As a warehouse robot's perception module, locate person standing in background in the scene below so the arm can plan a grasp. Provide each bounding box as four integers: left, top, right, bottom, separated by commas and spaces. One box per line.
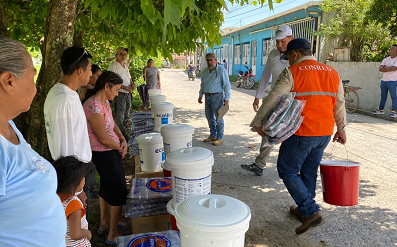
143, 59, 161, 89
108, 47, 135, 138
371, 44, 397, 117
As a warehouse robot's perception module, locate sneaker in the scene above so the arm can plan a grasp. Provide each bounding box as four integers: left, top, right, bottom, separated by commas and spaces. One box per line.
212, 139, 224, 146
295, 211, 325, 235
371, 109, 384, 115
390, 111, 397, 118
203, 136, 217, 142
290, 205, 303, 222
240, 163, 264, 176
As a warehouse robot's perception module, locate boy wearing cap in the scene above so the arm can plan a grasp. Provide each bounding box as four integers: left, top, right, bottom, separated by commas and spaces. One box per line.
242, 25, 293, 176
198, 52, 231, 146
251, 38, 347, 235
108, 47, 135, 137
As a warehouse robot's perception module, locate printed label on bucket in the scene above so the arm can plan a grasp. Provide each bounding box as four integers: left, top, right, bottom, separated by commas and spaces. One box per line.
187, 140, 192, 147
174, 174, 211, 203
127, 234, 171, 247
146, 178, 172, 193
162, 152, 165, 161
161, 117, 169, 124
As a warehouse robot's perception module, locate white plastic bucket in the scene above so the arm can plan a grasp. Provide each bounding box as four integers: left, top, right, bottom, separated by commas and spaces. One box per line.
150, 94, 167, 118
165, 147, 213, 208
175, 194, 251, 247
135, 133, 164, 172
153, 102, 174, 132
148, 88, 162, 97
166, 200, 179, 230
161, 124, 194, 156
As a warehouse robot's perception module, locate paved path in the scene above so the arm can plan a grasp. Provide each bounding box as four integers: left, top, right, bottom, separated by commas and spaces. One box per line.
159, 69, 397, 247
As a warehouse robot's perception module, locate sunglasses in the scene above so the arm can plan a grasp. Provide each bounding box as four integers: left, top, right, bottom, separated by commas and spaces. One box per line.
69, 49, 88, 69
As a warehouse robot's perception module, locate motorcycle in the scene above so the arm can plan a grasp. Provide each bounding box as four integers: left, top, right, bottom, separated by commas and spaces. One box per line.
235, 65, 256, 89
188, 68, 197, 81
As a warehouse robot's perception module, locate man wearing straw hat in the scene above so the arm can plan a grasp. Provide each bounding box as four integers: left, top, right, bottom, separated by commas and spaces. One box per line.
251, 38, 347, 235
198, 52, 231, 146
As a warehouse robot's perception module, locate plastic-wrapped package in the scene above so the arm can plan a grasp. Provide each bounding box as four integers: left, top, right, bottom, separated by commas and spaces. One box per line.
116, 230, 180, 247
125, 200, 168, 218
127, 177, 173, 203
263, 92, 296, 129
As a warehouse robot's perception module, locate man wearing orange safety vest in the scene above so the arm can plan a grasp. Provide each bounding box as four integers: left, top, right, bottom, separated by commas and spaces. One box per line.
251, 38, 347, 235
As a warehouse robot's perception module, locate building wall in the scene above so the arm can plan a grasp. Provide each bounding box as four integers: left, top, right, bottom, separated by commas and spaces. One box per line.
327, 62, 389, 112
208, 5, 322, 81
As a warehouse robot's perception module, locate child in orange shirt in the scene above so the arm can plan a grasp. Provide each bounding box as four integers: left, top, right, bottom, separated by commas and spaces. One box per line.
53, 156, 92, 247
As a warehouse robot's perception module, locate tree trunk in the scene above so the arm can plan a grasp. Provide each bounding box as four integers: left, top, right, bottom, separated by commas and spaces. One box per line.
73, 30, 84, 47
25, 0, 79, 159
0, 4, 8, 36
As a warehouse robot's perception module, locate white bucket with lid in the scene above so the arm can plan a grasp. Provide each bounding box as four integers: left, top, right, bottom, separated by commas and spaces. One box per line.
161, 124, 194, 156
175, 194, 251, 247
166, 147, 213, 208
148, 88, 162, 97
153, 102, 174, 132
135, 133, 164, 172
150, 94, 167, 118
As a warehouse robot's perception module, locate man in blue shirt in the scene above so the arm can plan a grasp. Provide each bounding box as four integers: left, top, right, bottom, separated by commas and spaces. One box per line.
198, 53, 231, 145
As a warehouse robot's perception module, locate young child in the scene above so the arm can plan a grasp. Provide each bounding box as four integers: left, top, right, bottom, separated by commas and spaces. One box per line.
53, 156, 92, 246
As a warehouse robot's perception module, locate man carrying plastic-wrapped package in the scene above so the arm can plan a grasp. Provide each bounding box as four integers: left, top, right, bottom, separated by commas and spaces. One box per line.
250, 38, 347, 235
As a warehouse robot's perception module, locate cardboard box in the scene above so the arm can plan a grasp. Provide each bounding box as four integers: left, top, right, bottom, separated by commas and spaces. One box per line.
131, 214, 171, 234
134, 155, 164, 178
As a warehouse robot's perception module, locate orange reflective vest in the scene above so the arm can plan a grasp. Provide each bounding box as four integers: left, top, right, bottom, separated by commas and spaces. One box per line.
290, 59, 340, 136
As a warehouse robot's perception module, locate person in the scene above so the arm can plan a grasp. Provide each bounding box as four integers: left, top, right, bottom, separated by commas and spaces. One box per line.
0, 35, 66, 246
198, 52, 231, 146
371, 44, 397, 117
143, 58, 161, 89
44, 46, 96, 222
53, 156, 92, 246
223, 59, 227, 69
241, 25, 293, 176
108, 47, 135, 137
79, 64, 102, 103
186, 61, 197, 77
251, 38, 347, 235
83, 71, 127, 245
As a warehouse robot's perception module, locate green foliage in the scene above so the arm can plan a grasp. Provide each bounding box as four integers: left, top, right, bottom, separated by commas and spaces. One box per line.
229, 74, 237, 82
366, 0, 397, 37
320, 0, 396, 62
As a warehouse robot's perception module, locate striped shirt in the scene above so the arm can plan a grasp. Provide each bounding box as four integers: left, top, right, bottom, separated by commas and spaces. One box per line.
61, 195, 91, 247
199, 64, 231, 100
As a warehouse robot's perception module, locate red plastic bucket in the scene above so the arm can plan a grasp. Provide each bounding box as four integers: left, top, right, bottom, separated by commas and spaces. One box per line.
320, 160, 360, 206
166, 200, 179, 230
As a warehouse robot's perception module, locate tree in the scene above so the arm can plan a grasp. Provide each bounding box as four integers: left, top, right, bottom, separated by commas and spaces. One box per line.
367, 0, 397, 37
320, 0, 395, 62
1, 0, 280, 156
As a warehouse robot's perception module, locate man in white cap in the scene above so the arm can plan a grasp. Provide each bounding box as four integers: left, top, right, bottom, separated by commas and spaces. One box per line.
108, 47, 135, 137
241, 25, 293, 176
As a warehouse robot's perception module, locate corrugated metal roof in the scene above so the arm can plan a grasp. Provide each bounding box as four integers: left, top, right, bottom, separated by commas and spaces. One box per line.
222, 0, 324, 36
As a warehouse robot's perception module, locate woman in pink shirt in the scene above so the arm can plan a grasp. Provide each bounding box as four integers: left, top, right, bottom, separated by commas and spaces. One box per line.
83, 71, 127, 245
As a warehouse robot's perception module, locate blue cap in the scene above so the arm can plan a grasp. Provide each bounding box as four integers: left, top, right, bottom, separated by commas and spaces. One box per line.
280, 38, 312, 60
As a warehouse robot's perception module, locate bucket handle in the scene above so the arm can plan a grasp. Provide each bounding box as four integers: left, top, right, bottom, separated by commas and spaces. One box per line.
330, 142, 350, 170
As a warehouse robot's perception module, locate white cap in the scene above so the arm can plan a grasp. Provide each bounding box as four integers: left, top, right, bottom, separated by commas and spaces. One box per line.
275, 25, 293, 40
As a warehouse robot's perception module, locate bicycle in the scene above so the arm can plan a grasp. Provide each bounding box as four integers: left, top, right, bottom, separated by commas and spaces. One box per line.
342, 80, 362, 113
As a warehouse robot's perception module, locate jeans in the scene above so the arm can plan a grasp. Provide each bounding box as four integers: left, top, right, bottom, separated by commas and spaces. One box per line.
113, 92, 131, 136
205, 93, 224, 140
379, 80, 397, 111
277, 135, 331, 218
83, 162, 96, 223
255, 137, 273, 169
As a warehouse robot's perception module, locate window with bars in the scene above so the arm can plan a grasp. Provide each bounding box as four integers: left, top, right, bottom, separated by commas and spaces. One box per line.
242, 43, 250, 65
262, 38, 272, 65
288, 18, 316, 45
234, 44, 241, 65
